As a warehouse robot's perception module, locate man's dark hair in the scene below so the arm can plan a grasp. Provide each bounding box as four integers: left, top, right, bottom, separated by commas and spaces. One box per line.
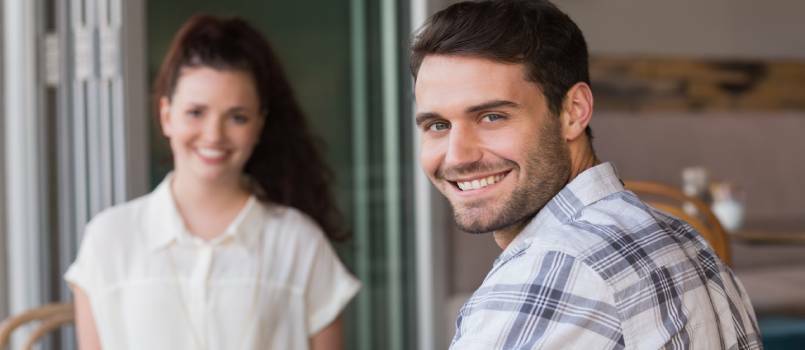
411, 0, 592, 137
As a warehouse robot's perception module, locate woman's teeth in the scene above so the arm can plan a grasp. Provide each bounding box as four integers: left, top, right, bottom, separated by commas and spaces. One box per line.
197, 148, 226, 159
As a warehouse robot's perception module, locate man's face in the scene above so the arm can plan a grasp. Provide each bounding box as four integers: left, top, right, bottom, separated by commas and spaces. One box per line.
415, 55, 571, 233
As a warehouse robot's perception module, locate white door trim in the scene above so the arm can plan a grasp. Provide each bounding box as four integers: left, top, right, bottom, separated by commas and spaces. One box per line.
3, 0, 47, 337
411, 0, 450, 349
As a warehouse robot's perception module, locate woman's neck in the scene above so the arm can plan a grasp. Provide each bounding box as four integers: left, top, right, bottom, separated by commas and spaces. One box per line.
170, 172, 252, 241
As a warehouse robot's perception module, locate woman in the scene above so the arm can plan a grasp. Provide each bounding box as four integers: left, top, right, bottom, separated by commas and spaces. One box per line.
65, 15, 360, 350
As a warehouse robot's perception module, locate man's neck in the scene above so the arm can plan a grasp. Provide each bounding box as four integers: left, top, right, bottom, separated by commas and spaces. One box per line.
568, 138, 599, 180
493, 146, 599, 251
493, 219, 530, 250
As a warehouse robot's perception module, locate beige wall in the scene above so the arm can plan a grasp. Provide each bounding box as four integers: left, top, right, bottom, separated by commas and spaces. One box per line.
558, 0, 805, 226
444, 0, 805, 295
592, 112, 805, 226
556, 0, 805, 59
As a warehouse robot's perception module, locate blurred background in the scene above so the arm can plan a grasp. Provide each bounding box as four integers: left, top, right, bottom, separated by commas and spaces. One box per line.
1, 0, 803, 349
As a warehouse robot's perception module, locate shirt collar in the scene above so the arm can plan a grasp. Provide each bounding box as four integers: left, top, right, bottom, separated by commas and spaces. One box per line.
144, 174, 264, 252
495, 162, 624, 266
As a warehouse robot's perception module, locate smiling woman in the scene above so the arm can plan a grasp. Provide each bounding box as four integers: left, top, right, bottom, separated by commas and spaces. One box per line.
159, 68, 265, 218
64, 15, 360, 350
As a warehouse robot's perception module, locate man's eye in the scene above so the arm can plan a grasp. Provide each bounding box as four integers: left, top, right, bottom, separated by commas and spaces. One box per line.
481, 113, 505, 122
427, 122, 450, 132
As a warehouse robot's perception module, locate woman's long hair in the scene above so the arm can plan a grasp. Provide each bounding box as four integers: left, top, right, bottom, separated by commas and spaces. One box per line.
153, 15, 346, 240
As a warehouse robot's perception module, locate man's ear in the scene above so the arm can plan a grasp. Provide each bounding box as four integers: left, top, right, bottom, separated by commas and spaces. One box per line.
559, 82, 594, 142
159, 96, 172, 137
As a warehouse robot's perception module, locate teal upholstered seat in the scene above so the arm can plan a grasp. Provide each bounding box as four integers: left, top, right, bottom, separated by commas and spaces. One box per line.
759, 316, 805, 349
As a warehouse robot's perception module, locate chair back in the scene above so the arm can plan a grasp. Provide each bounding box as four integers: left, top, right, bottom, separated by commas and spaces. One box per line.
625, 180, 732, 266
0, 303, 74, 350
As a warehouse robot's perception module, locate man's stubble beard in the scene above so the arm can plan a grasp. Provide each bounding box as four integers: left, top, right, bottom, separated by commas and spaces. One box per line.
450, 118, 571, 234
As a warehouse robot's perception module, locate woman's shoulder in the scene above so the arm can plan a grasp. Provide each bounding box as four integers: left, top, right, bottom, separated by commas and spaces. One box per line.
68, 191, 163, 290
261, 203, 320, 230
259, 202, 327, 241
87, 194, 149, 230
81, 192, 153, 250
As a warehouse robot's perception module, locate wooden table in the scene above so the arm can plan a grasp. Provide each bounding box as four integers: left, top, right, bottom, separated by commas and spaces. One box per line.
729, 227, 805, 316
732, 230, 805, 244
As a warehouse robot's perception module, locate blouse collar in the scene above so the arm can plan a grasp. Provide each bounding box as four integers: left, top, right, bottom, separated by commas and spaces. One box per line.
143, 174, 264, 252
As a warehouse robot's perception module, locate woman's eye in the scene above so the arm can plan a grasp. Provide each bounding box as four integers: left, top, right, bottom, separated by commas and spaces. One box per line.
186, 109, 203, 118
427, 122, 450, 132
231, 114, 249, 124
482, 113, 505, 122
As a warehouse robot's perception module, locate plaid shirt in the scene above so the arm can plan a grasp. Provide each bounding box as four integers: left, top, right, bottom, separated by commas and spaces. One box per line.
451, 163, 762, 350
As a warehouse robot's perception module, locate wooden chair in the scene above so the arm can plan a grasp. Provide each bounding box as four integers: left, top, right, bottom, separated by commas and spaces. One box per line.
0, 302, 74, 350
624, 180, 732, 266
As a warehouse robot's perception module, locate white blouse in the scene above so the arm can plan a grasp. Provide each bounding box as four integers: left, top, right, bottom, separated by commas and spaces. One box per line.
65, 177, 361, 350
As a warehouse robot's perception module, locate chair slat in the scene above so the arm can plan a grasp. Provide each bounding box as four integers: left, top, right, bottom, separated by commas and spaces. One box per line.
0, 303, 74, 350
625, 180, 732, 265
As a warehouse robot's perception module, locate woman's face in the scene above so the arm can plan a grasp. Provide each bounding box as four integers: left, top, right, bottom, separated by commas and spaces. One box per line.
160, 66, 264, 186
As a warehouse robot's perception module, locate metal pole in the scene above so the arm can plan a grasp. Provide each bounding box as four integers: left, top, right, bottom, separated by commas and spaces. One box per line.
380, 1, 403, 349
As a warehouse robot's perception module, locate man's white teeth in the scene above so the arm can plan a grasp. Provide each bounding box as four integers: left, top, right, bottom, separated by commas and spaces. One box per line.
457, 174, 504, 191
198, 148, 225, 158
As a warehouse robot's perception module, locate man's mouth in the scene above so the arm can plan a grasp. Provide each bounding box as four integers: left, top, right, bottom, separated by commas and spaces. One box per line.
449, 171, 510, 191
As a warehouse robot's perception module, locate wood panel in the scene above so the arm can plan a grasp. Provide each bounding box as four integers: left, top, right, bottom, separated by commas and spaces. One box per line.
590, 56, 805, 112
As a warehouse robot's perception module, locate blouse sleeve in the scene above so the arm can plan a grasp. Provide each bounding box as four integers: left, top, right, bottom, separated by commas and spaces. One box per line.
64, 220, 101, 295
305, 233, 362, 335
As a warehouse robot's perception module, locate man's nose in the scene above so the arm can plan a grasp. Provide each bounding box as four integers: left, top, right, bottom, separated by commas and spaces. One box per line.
444, 126, 482, 167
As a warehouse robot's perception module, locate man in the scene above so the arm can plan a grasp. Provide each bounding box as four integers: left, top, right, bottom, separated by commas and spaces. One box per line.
411, 1, 761, 349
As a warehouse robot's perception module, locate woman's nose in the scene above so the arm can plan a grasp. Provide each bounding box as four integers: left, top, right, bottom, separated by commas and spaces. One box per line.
201, 117, 225, 142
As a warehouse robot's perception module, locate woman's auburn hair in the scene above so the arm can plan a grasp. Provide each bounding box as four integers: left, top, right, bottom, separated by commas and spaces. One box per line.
153, 14, 346, 241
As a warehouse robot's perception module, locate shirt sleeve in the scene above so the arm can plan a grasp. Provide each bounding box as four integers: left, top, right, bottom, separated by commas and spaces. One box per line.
451, 250, 624, 350
64, 220, 101, 295
304, 233, 361, 335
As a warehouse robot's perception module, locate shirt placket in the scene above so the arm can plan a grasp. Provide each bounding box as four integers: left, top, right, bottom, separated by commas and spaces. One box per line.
189, 243, 214, 348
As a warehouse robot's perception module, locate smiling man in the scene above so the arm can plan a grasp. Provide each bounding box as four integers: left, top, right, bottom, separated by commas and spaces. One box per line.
411, 1, 761, 349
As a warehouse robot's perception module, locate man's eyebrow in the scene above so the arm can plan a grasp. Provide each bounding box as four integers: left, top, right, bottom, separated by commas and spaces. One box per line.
466, 100, 520, 114
415, 100, 519, 126
415, 112, 441, 126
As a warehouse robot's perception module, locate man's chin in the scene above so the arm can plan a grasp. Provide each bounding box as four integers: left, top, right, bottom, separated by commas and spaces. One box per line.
453, 210, 501, 234
455, 223, 492, 234
452, 203, 537, 235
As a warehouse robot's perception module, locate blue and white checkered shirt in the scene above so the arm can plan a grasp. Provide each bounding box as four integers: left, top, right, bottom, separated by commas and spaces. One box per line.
451, 163, 761, 349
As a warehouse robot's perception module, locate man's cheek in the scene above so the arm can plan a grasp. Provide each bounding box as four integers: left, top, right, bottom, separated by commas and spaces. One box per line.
419, 152, 440, 176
